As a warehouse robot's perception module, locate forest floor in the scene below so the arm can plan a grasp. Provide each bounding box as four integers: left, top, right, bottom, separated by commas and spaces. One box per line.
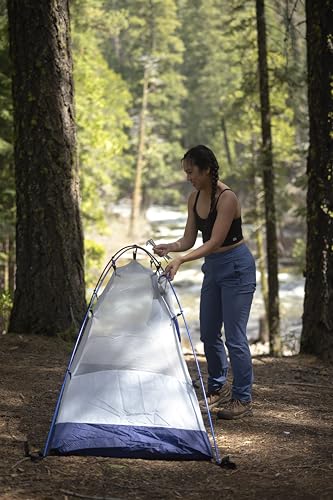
0, 333, 332, 500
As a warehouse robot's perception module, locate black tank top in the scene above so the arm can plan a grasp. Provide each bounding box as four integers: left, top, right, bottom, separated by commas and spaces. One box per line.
193, 189, 243, 247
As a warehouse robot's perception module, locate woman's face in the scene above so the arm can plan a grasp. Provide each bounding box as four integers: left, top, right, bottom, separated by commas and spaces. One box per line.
183, 161, 210, 190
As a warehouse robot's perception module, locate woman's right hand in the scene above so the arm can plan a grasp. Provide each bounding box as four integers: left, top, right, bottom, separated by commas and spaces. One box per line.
153, 243, 170, 257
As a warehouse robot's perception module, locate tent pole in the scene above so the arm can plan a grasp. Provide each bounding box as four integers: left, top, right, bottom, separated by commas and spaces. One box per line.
168, 280, 222, 465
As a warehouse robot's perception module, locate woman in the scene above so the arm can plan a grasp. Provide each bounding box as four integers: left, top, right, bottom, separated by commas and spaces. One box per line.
153, 145, 256, 420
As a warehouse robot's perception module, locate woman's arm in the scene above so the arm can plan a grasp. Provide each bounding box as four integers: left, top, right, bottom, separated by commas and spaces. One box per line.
154, 192, 198, 256
165, 191, 238, 278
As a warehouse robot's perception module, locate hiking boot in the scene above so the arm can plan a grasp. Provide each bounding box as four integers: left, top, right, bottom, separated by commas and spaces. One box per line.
199, 383, 231, 412
216, 399, 253, 420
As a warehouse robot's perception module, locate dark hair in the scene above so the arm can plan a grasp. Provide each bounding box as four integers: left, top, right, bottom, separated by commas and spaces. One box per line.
182, 145, 219, 211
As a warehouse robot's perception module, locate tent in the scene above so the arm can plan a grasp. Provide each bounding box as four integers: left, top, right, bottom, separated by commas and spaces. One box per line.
43, 245, 219, 461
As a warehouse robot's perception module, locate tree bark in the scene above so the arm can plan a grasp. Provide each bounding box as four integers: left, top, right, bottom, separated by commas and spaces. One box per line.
7, 0, 86, 336
256, 0, 281, 355
301, 0, 333, 361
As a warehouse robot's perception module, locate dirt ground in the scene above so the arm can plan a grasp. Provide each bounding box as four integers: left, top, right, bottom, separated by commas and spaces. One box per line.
0, 333, 332, 500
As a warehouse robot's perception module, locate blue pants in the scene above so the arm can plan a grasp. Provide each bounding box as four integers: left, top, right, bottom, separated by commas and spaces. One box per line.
200, 243, 256, 401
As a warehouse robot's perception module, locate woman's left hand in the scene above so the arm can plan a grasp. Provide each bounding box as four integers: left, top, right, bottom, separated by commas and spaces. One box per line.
165, 258, 183, 280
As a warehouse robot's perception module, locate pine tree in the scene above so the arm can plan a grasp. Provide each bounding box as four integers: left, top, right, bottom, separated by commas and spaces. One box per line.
256, 0, 280, 355
7, 0, 86, 336
301, 0, 333, 361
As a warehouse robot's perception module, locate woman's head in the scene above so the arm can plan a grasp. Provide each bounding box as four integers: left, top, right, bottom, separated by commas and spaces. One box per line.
182, 145, 219, 173
182, 145, 220, 209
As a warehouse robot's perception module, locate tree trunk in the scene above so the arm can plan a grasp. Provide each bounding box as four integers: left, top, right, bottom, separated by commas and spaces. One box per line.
255, 0, 281, 355
250, 137, 269, 344
221, 115, 233, 167
129, 62, 149, 238
301, 0, 333, 361
254, 175, 269, 344
7, 0, 86, 336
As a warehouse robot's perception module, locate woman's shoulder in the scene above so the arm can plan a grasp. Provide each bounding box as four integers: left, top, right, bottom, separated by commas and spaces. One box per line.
216, 183, 238, 205
216, 183, 240, 216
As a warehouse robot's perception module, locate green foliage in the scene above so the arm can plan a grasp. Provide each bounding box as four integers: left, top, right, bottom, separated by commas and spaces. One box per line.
71, 0, 133, 283
84, 239, 106, 289
104, 0, 187, 205
70, 0, 309, 263
71, 2, 133, 231
180, 0, 233, 159
65, 0, 310, 265
292, 237, 306, 275
0, 1, 15, 243
0, 2, 15, 301
0, 290, 12, 334
74, 35, 132, 226
179, 0, 307, 231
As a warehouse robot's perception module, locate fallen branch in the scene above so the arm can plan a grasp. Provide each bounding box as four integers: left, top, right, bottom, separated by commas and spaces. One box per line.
11, 456, 31, 469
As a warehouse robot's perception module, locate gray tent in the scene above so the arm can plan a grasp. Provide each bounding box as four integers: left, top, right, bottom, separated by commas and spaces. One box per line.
44, 245, 220, 461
